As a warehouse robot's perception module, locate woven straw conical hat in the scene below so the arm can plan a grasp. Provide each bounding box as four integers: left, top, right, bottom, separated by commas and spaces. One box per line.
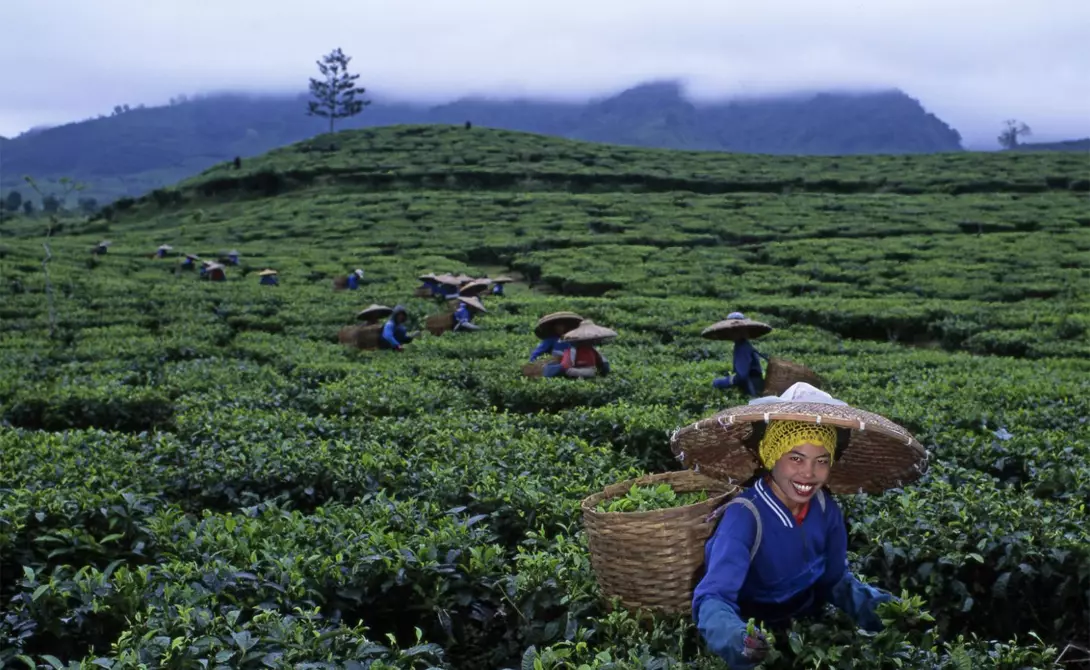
535, 312, 584, 339
434, 274, 461, 286
701, 312, 773, 341
459, 280, 490, 297
457, 296, 487, 313
670, 382, 927, 494
158, 244, 173, 251
418, 272, 437, 281
257, 268, 278, 276
562, 320, 617, 344
356, 304, 394, 321
492, 276, 514, 284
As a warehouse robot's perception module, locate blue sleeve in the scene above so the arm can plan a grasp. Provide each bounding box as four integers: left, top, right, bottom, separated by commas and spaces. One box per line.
454, 306, 469, 323
381, 321, 400, 349
821, 497, 893, 632
530, 338, 555, 362
692, 505, 758, 667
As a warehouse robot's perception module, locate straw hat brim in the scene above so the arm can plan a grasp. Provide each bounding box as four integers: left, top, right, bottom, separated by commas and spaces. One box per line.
357, 305, 394, 320
534, 312, 584, 339
457, 297, 487, 313
492, 276, 514, 284
258, 269, 278, 276
434, 275, 461, 286
562, 321, 617, 344
669, 401, 927, 494
459, 281, 489, 297
701, 318, 773, 341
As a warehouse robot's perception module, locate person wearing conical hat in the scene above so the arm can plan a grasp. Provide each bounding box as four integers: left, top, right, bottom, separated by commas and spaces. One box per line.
258, 269, 279, 285
491, 276, 513, 297
452, 296, 486, 332
711, 312, 770, 397
529, 312, 582, 363
380, 305, 416, 352
687, 383, 913, 669
551, 320, 615, 378
346, 268, 364, 290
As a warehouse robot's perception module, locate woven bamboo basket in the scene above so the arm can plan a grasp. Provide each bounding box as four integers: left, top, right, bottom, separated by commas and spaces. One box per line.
763, 357, 824, 396
521, 356, 561, 378
426, 312, 454, 336
581, 470, 740, 614
413, 286, 432, 298
355, 324, 383, 350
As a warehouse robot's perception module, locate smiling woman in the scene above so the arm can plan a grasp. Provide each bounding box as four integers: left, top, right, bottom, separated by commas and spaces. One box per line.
672, 382, 928, 669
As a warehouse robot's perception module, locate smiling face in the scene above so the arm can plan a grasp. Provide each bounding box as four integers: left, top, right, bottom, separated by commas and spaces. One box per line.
768, 442, 832, 508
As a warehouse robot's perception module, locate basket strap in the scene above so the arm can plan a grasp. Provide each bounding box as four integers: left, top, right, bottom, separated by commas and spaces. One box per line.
725, 498, 762, 560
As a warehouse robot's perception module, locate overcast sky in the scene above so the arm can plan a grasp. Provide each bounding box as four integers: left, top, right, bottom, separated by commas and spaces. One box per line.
1, 0, 1087, 147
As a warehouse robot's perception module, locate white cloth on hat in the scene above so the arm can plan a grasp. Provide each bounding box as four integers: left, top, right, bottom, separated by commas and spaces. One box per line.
748, 382, 848, 407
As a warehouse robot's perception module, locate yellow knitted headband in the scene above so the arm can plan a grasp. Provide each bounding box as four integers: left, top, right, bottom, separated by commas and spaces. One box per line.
758, 420, 838, 470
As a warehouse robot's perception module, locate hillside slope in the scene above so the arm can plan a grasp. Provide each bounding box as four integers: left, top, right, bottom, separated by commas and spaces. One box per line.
1, 127, 1087, 668
1, 83, 964, 203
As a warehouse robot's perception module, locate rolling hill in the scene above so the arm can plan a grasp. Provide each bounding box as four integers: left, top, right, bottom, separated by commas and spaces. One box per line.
1, 126, 1087, 668
1, 82, 965, 205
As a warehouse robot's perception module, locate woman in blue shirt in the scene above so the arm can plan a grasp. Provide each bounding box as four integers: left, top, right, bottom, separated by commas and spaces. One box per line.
675, 383, 927, 669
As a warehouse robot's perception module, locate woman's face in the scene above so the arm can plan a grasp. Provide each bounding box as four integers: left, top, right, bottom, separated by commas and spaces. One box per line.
770, 442, 832, 505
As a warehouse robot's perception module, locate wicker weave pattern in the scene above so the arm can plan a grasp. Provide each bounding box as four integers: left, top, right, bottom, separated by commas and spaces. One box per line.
580, 471, 740, 614
670, 402, 928, 494
426, 312, 454, 336
764, 357, 824, 396
535, 312, 584, 339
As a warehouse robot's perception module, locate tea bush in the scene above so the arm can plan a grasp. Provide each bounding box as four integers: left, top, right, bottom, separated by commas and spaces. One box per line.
2, 126, 1087, 668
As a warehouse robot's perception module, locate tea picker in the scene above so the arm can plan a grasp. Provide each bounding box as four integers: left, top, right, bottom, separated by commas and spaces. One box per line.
553, 320, 616, 378
452, 296, 487, 332
257, 269, 279, 285
380, 305, 417, 352
529, 311, 583, 363
670, 382, 928, 669
703, 312, 771, 397
347, 268, 364, 290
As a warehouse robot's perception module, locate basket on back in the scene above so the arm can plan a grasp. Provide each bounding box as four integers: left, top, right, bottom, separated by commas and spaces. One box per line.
426, 312, 454, 336
580, 470, 739, 614
337, 324, 383, 350
764, 357, 823, 396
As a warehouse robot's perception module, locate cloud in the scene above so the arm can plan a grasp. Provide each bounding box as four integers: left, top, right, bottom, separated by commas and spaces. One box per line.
1, 0, 1087, 145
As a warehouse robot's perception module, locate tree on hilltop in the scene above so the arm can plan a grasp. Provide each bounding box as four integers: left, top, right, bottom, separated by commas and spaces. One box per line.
998, 119, 1032, 149
306, 48, 370, 134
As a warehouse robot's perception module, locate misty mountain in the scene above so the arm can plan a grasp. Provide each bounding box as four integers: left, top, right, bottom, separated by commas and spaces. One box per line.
2, 81, 966, 203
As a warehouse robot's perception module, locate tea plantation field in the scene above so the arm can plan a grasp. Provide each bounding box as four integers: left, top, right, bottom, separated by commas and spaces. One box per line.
2, 125, 1088, 668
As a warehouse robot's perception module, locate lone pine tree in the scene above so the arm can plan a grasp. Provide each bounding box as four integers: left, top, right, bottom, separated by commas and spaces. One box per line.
306, 48, 370, 134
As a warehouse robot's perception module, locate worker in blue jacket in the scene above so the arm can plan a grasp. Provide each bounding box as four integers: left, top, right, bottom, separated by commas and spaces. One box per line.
529, 324, 573, 362
452, 299, 481, 331
712, 314, 768, 397
380, 305, 415, 351
693, 420, 895, 669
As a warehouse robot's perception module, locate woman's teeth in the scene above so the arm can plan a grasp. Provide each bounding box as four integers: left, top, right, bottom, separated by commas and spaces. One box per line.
792, 482, 815, 496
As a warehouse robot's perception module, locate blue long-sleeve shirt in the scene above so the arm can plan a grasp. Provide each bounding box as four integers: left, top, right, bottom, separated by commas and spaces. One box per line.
693, 479, 892, 668
381, 319, 410, 349
453, 304, 472, 325
347, 274, 359, 290
529, 336, 571, 362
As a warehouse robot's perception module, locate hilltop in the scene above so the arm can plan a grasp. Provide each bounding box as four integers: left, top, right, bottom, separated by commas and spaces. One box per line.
1, 82, 964, 204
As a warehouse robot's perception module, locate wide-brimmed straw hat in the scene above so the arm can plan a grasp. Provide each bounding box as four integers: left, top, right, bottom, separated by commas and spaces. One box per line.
454, 274, 475, 285
356, 304, 394, 321
158, 244, 173, 251
492, 276, 514, 284
534, 311, 584, 339
457, 296, 487, 313
434, 274, 461, 286
459, 280, 490, 297
418, 273, 437, 281
257, 269, 278, 276
184, 254, 200, 261
701, 311, 773, 341
670, 382, 927, 494
562, 320, 617, 344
